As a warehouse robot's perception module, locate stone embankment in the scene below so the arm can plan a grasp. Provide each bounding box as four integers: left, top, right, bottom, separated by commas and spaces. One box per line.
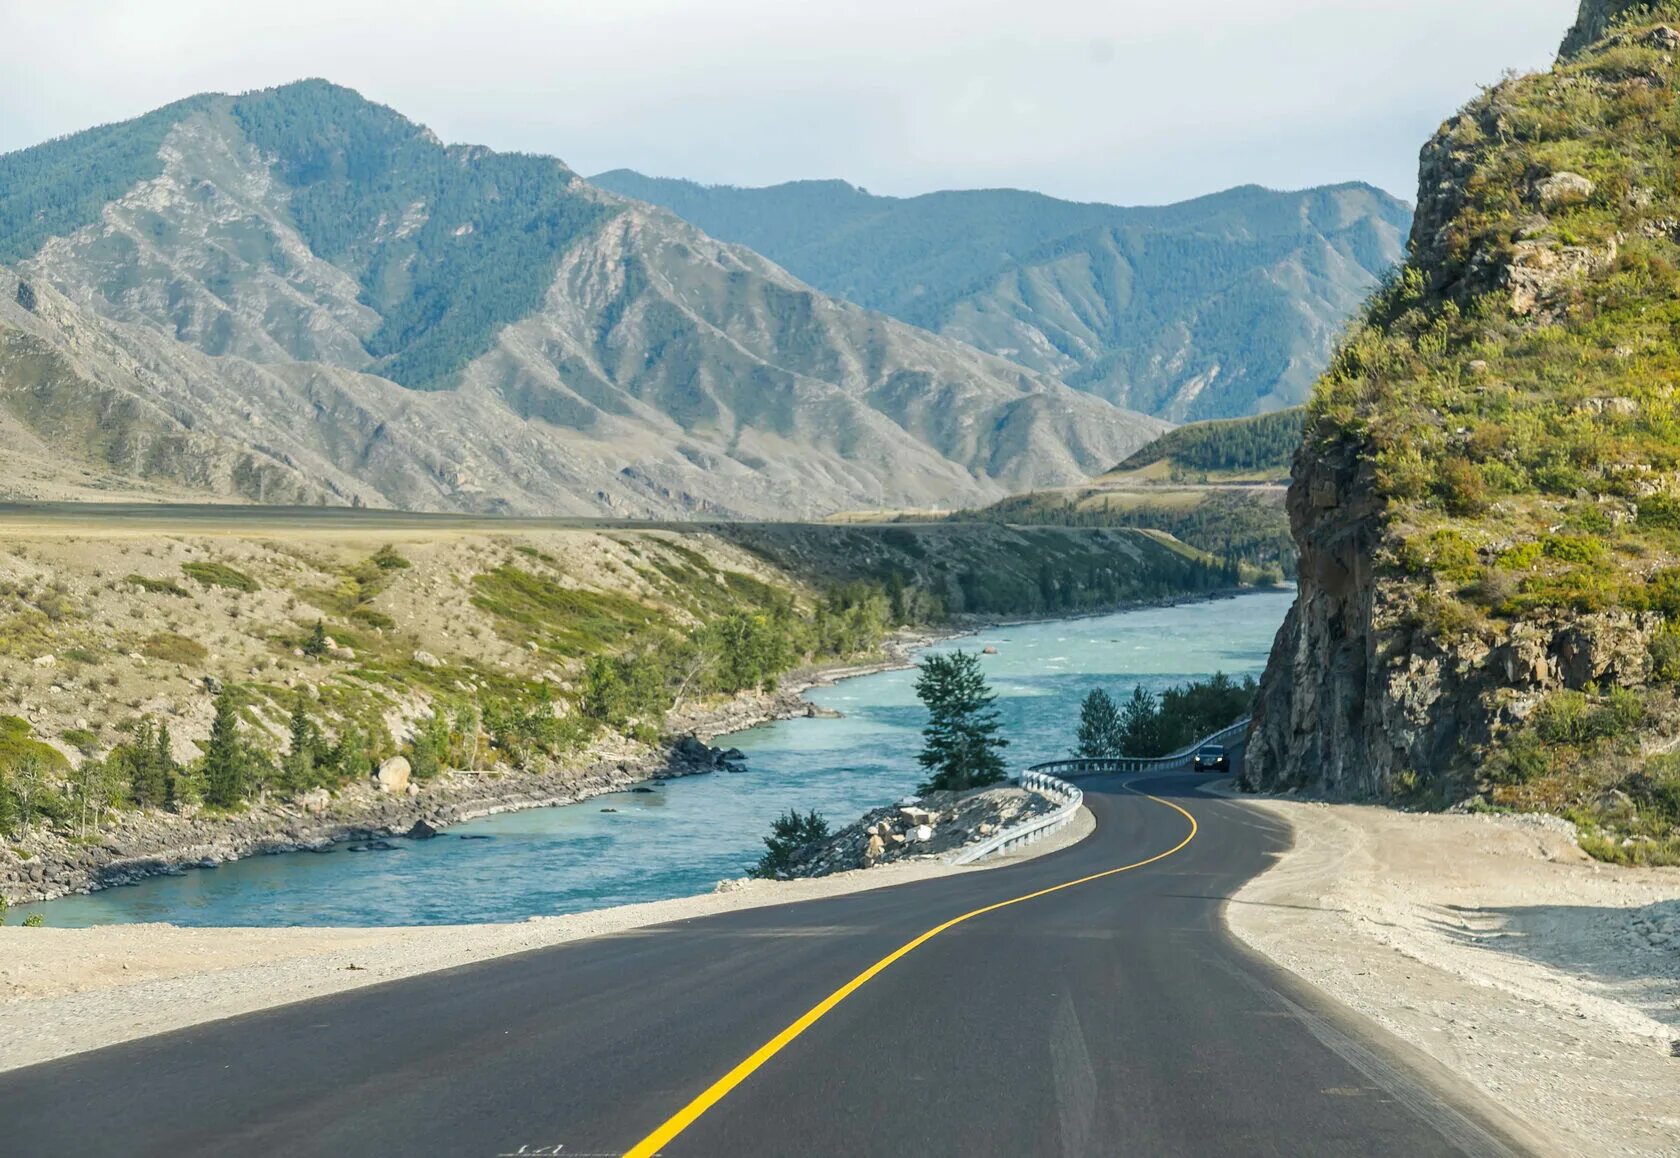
777, 785, 1057, 878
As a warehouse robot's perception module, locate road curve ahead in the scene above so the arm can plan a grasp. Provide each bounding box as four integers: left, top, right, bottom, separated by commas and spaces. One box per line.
0, 772, 1536, 1157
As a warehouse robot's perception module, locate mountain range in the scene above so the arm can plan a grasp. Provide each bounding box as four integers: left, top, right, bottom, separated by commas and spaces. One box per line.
590, 172, 1412, 421
0, 80, 1403, 516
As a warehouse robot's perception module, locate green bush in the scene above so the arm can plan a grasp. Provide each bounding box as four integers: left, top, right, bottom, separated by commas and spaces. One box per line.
181, 561, 259, 593
750, 809, 829, 879
142, 632, 208, 664
127, 574, 189, 597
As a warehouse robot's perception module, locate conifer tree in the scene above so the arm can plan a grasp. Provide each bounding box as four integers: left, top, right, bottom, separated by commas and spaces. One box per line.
202, 689, 246, 808
915, 650, 1008, 792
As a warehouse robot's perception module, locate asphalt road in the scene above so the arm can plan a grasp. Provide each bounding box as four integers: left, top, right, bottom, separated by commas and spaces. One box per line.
0, 769, 1537, 1158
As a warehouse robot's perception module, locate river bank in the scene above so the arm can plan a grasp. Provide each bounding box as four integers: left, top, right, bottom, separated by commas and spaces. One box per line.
1224, 793, 1680, 1157
0, 804, 1095, 1072
4, 581, 1269, 912
1, 631, 943, 908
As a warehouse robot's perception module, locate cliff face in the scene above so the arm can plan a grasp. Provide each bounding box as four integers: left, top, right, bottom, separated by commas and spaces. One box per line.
1247, 0, 1678, 801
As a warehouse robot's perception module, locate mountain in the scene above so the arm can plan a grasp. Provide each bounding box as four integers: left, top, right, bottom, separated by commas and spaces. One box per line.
590, 171, 1412, 422
0, 81, 1167, 516
1248, 1, 1680, 861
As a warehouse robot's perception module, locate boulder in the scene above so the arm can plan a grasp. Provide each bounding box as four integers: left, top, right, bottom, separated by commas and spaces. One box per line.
412, 650, 444, 669
298, 788, 331, 816
912, 824, 933, 843
407, 818, 444, 839
373, 756, 411, 794
898, 805, 933, 827
1532, 171, 1594, 209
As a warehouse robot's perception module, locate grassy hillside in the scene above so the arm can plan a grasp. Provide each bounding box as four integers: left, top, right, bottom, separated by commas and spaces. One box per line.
1109, 409, 1304, 481
592, 172, 1410, 421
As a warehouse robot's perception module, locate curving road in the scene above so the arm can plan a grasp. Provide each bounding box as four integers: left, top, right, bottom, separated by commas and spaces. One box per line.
0, 769, 1538, 1157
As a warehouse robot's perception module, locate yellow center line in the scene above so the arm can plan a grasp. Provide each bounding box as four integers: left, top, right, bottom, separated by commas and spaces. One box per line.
622, 788, 1199, 1157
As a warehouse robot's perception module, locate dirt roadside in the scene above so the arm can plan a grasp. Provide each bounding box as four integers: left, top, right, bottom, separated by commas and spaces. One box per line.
1222, 793, 1680, 1157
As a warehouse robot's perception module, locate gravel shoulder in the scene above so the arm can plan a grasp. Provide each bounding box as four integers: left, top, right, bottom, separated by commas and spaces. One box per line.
1221, 791, 1680, 1157
0, 806, 1093, 1073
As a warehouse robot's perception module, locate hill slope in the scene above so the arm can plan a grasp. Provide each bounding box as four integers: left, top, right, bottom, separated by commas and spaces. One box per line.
0, 82, 1166, 517
1248, 0, 1680, 862
590, 171, 1412, 421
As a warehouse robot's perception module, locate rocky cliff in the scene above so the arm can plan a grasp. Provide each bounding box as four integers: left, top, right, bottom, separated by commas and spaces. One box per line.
1247, 0, 1680, 836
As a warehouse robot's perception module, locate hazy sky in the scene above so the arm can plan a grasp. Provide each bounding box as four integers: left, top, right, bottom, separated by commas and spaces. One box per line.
3, 0, 1581, 205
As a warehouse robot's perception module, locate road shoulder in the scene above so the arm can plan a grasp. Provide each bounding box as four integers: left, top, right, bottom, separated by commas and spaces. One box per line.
1217, 790, 1680, 1157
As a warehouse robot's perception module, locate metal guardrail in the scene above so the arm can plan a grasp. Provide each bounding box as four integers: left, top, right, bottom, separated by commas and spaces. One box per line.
946, 716, 1252, 867
947, 770, 1083, 866
1026, 717, 1252, 779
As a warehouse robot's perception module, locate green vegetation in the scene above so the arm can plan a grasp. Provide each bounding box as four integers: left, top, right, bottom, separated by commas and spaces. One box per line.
1074, 688, 1124, 758
750, 809, 830, 879
956, 490, 1293, 579
229, 81, 616, 389
0, 95, 212, 263
126, 574, 189, 598
181, 561, 259, 593
914, 650, 1008, 793
1109, 674, 1255, 758
300, 548, 409, 629
141, 632, 208, 664
1112, 409, 1305, 477
1485, 685, 1680, 865
471, 566, 661, 657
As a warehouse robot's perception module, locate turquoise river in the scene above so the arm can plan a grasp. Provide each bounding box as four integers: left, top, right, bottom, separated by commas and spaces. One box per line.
35, 591, 1293, 928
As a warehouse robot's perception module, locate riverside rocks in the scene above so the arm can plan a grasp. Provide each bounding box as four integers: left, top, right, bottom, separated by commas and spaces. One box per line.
779, 786, 1058, 879
374, 757, 412, 794
0, 653, 894, 905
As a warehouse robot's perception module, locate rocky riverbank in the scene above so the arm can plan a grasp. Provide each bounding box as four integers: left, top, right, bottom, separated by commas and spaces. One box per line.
776, 785, 1060, 878
0, 634, 936, 907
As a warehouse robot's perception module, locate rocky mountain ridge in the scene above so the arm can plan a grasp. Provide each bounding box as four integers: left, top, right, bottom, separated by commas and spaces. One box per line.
0, 82, 1166, 517
590, 171, 1411, 421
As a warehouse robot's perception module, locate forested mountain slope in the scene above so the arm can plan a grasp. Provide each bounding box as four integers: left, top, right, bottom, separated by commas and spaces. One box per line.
0, 82, 1166, 516
1249, 0, 1680, 863
591, 171, 1412, 421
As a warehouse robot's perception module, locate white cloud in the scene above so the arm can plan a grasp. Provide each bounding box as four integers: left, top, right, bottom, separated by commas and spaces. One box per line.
1, 0, 1582, 204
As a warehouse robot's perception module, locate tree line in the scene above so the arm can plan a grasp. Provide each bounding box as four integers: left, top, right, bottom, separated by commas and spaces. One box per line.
1075, 673, 1257, 759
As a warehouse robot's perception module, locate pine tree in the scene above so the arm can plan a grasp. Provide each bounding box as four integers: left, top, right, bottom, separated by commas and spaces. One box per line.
202, 689, 246, 808
155, 722, 183, 810
283, 693, 317, 790
302, 619, 329, 658
1075, 688, 1124, 758
127, 718, 169, 807
915, 650, 1008, 792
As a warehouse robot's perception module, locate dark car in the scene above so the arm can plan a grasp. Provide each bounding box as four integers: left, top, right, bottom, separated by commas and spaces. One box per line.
1192, 744, 1229, 773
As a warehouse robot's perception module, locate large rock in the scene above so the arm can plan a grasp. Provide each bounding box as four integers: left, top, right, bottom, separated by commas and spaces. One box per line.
1530, 171, 1595, 210
373, 757, 411, 794
297, 788, 331, 816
